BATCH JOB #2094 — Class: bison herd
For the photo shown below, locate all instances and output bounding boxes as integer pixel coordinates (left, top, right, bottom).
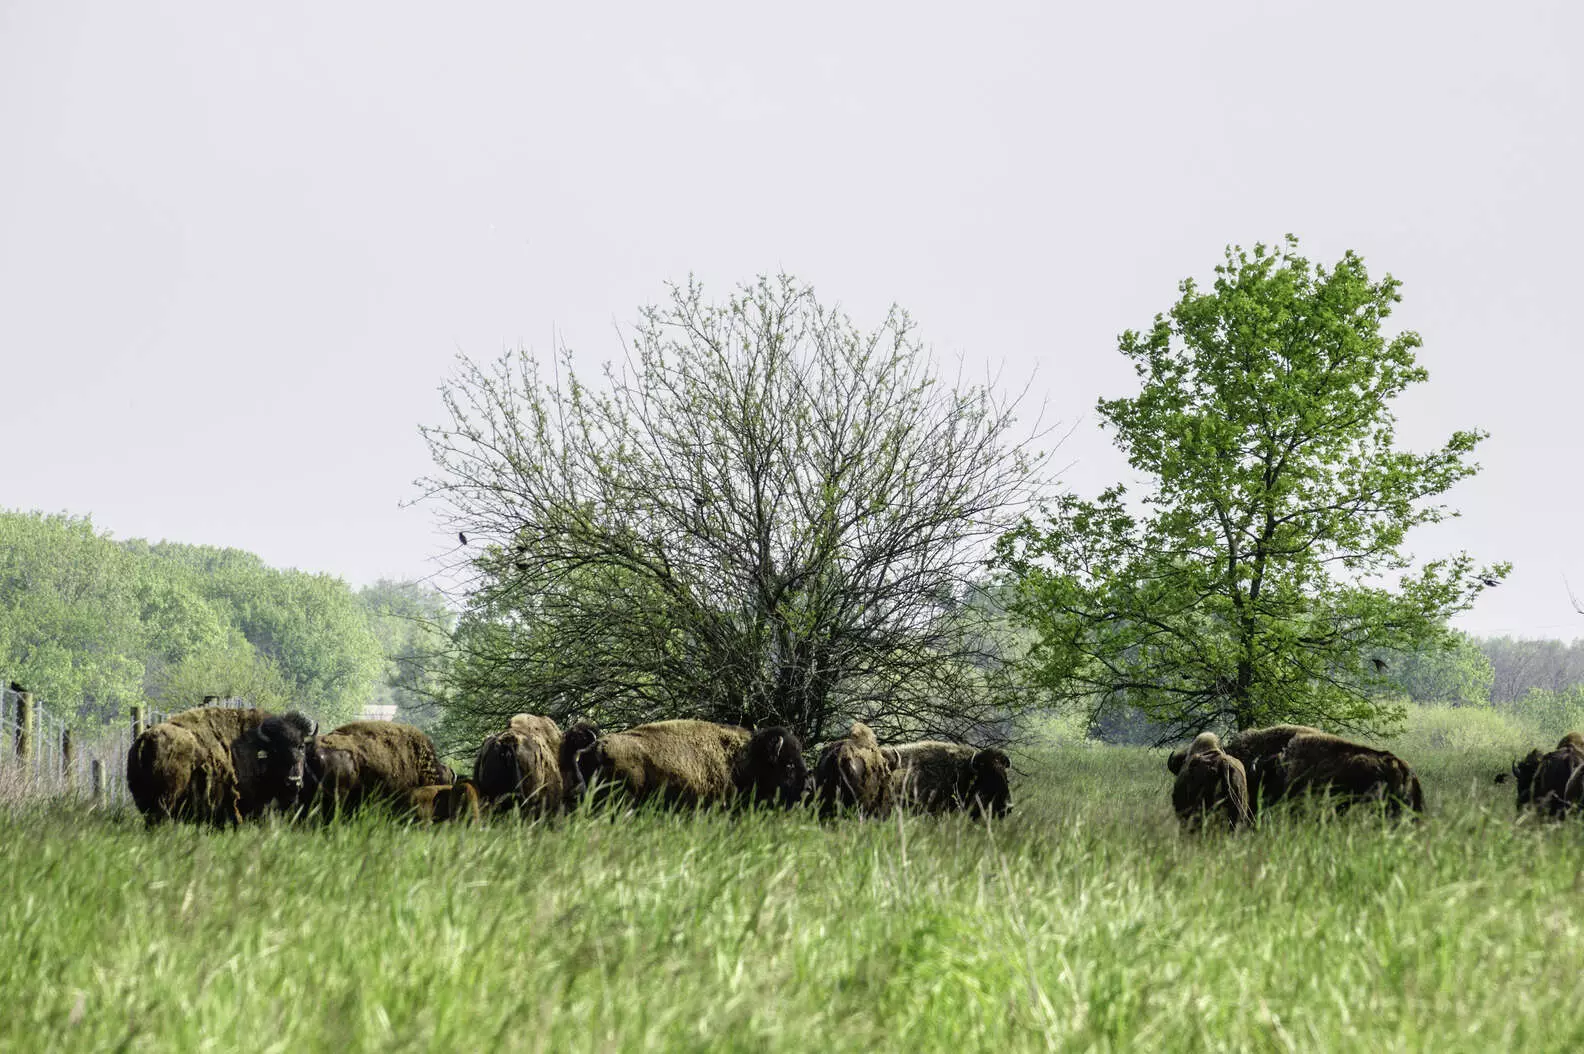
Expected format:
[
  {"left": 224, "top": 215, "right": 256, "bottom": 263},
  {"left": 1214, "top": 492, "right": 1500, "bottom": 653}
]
[
  {"left": 124, "top": 708, "right": 1012, "bottom": 828},
  {"left": 124, "top": 704, "right": 1579, "bottom": 833}
]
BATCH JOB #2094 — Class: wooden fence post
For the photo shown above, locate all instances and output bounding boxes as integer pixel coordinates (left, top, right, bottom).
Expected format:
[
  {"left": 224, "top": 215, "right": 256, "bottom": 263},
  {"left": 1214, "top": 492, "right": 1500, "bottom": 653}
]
[
  {"left": 90, "top": 759, "right": 104, "bottom": 803},
  {"left": 131, "top": 704, "right": 146, "bottom": 741},
  {"left": 14, "top": 691, "right": 33, "bottom": 765},
  {"left": 61, "top": 728, "right": 75, "bottom": 788}
]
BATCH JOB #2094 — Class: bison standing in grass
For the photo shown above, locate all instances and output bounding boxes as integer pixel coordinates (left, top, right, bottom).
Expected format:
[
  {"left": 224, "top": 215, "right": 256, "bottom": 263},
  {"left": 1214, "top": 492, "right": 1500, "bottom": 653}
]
[
  {"left": 305, "top": 721, "right": 453, "bottom": 816},
  {"left": 813, "top": 721, "right": 894, "bottom": 818},
  {"left": 1171, "top": 732, "right": 1251, "bottom": 832},
  {"left": 1168, "top": 724, "right": 1320, "bottom": 815},
  {"left": 1499, "top": 733, "right": 1584, "bottom": 818},
  {"left": 885, "top": 741, "right": 1011, "bottom": 818},
  {"left": 404, "top": 779, "right": 483, "bottom": 824},
  {"left": 561, "top": 719, "right": 806, "bottom": 810},
  {"left": 127, "top": 706, "right": 314, "bottom": 826},
  {"left": 1277, "top": 732, "right": 1425, "bottom": 817},
  {"left": 473, "top": 713, "right": 564, "bottom": 816}
]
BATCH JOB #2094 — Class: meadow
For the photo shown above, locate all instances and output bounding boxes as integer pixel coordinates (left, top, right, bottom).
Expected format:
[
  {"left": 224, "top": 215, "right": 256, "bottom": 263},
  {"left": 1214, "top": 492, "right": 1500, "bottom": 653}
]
[{"left": 5, "top": 712, "right": 1584, "bottom": 1053}]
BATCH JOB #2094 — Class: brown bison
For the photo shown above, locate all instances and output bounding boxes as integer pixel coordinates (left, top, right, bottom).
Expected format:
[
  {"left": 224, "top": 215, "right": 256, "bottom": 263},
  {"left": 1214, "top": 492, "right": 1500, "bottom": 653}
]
[
  {"left": 1277, "top": 732, "right": 1425, "bottom": 817},
  {"left": 1499, "top": 733, "right": 1584, "bottom": 817},
  {"left": 472, "top": 713, "right": 564, "bottom": 815},
  {"left": 884, "top": 741, "right": 1012, "bottom": 818},
  {"left": 288, "top": 720, "right": 453, "bottom": 817},
  {"left": 561, "top": 719, "right": 807, "bottom": 810},
  {"left": 1171, "top": 732, "right": 1251, "bottom": 832},
  {"left": 127, "top": 706, "right": 314, "bottom": 826},
  {"left": 1168, "top": 724, "right": 1320, "bottom": 813},
  {"left": 405, "top": 779, "right": 483, "bottom": 824},
  {"left": 813, "top": 721, "right": 894, "bottom": 818}
]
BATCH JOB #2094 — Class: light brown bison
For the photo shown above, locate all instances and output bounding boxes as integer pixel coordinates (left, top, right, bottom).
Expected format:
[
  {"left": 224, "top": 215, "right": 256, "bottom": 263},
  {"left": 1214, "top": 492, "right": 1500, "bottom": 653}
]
[
  {"left": 813, "top": 721, "right": 894, "bottom": 818},
  {"left": 1168, "top": 724, "right": 1320, "bottom": 813},
  {"left": 1278, "top": 732, "right": 1425, "bottom": 817},
  {"left": 300, "top": 720, "right": 453, "bottom": 816},
  {"left": 472, "top": 713, "right": 564, "bottom": 815},
  {"left": 1171, "top": 732, "right": 1251, "bottom": 832},
  {"left": 561, "top": 719, "right": 807, "bottom": 810},
  {"left": 127, "top": 707, "right": 313, "bottom": 826},
  {"left": 1499, "top": 733, "right": 1584, "bottom": 818},
  {"left": 884, "top": 741, "right": 1012, "bottom": 818},
  {"left": 405, "top": 779, "right": 483, "bottom": 824}
]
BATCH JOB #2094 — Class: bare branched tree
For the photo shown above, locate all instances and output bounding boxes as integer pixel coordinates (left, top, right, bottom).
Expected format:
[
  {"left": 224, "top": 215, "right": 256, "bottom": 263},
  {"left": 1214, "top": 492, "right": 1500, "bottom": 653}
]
[{"left": 417, "top": 274, "right": 1049, "bottom": 747}]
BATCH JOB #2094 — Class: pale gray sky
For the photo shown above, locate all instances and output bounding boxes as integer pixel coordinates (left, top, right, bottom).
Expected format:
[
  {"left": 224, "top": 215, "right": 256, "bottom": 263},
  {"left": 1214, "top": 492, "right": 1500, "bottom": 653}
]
[{"left": 2, "top": 2, "right": 1579, "bottom": 637}]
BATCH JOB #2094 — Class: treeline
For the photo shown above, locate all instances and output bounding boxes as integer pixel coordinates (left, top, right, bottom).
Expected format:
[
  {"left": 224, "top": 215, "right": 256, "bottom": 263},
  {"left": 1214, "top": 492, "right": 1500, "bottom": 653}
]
[{"left": 0, "top": 510, "right": 451, "bottom": 729}]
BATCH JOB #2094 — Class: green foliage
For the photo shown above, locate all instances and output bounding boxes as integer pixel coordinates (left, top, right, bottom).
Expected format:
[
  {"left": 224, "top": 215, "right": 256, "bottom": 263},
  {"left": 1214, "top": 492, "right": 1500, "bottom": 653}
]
[
  {"left": 0, "top": 511, "right": 387, "bottom": 727},
  {"left": 357, "top": 579, "right": 455, "bottom": 731},
  {"left": 996, "top": 238, "right": 1507, "bottom": 740},
  {"left": 7, "top": 742, "right": 1584, "bottom": 1052},
  {"left": 420, "top": 275, "right": 1044, "bottom": 746},
  {"left": 1375, "top": 630, "right": 1493, "bottom": 706}
]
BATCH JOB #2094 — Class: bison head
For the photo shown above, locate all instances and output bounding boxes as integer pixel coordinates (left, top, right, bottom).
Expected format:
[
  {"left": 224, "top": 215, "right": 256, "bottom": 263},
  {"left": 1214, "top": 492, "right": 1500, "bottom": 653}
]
[
  {"left": 235, "top": 712, "right": 317, "bottom": 813},
  {"left": 737, "top": 726, "right": 808, "bottom": 809},
  {"left": 558, "top": 720, "right": 602, "bottom": 802},
  {"left": 1506, "top": 749, "right": 1543, "bottom": 808},
  {"left": 967, "top": 748, "right": 1012, "bottom": 818}
]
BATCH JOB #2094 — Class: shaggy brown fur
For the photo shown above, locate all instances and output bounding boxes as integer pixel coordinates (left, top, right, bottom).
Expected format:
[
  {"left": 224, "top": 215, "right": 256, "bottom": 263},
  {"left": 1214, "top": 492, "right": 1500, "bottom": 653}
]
[
  {"left": 307, "top": 721, "right": 452, "bottom": 816},
  {"left": 405, "top": 779, "right": 482, "bottom": 824},
  {"left": 1278, "top": 732, "right": 1425, "bottom": 817},
  {"left": 472, "top": 713, "right": 564, "bottom": 816},
  {"left": 1171, "top": 732, "right": 1251, "bottom": 832},
  {"left": 814, "top": 722, "right": 894, "bottom": 817},
  {"left": 884, "top": 741, "right": 1012, "bottom": 818},
  {"left": 565, "top": 719, "right": 807, "bottom": 810},
  {"left": 127, "top": 706, "right": 271, "bottom": 826},
  {"left": 1167, "top": 725, "right": 1321, "bottom": 813},
  {"left": 1506, "top": 733, "right": 1584, "bottom": 818}
]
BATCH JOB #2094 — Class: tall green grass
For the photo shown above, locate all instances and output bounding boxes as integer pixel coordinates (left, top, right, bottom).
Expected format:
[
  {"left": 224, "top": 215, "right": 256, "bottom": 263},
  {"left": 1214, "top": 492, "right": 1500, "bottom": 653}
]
[{"left": 4, "top": 741, "right": 1583, "bottom": 1053}]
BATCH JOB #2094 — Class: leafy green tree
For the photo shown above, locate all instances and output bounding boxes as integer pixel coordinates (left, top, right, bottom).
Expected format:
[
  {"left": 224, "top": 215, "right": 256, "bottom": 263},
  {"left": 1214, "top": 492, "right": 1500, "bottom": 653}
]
[
  {"left": 1373, "top": 631, "right": 1493, "bottom": 706},
  {"left": 994, "top": 238, "right": 1507, "bottom": 739},
  {"left": 358, "top": 579, "right": 455, "bottom": 731},
  {"left": 419, "top": 275, "right": 1045, "bottom": 746}
]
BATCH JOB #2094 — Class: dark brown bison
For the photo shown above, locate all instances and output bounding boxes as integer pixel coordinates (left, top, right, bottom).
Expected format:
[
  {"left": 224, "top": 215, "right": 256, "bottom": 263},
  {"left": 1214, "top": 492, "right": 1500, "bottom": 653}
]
[
  {"left": 884, "top": 741, "right": 1012, "bottom": 818},
  {"left": 1168, "top": 724, "right": 1320, "bottom": 813},
  {"left": 1277, "top": 732, "right": 1425, "bottom": 817},
  {"left": 294, "top": 720, "right": 453, "bottom": 817},
  {"left": 472, "top": 713, "right": 563, "bottom": 815},
  {"left": 127, "top": 706, "right": 314, "bottom": 826},
  {"left": 561, "top": 719, "right": 807, "bottom": 810},
  {"left": 1499, "top": 733, "right": 1584, "bottom": 817},
  {"left": 813, "top": 721, "right": 894, "bottom": 818},
  {"left": 1171, "top": 732, "right": 1251, "bottom": 832},
  {"left": 405, "top": 779, "right": 482, "bottom": 824}
]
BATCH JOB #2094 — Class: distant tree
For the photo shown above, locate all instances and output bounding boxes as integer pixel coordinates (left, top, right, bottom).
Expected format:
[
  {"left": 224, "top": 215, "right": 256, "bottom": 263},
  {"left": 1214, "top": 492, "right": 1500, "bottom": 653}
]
[
  {"left": 419, "top": 275, "right": 1046, "bottom": 746},
  {"left": 994, "top": 238, "right": 1507, "bottom": 741},
  {"left": 1372, "top": 631, "right": 1493, "bottom": 706},
  {"left": 357, "top": 579, "right": 455, "bottom": 731}
]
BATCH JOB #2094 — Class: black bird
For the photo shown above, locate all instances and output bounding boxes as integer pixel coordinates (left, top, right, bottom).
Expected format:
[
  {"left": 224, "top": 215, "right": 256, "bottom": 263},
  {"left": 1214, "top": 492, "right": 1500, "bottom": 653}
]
[
  {"left": 1480, "top": 576, "right": 1500, "bottom": 588},
  {"left": 8, "top": 681, "right": 23, "bottom": 694},
  {"left": 458, "top": 531, "right": 468, "bottom": 546},
  {"left": 1371, "top": 657, "right": 1388, "bottom": 673},
  {"left": 514, "top": 560, "right": 530, "bottom": 571}
]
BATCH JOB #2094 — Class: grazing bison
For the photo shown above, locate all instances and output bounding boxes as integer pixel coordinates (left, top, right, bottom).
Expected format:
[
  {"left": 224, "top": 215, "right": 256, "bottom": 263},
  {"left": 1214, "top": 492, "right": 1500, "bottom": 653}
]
[
  {"left": 405, "top": 779, "right": 483, "bottom": 824},
  {"left": 472, "top": 713, "right": 564, "bottom": 815},
  {"left": 884, "top": 741, "right": 1012, "bottom": 818},
  {"left": 813, "top": 721, "right": 894, "bottom": 818},
  {"left": 1500, "top": 734, "right": 1584, "bottom": 817},
  {"left": 1278, "top": 732, "right": 1425, "bottom": 817},
  {"left": 1168, "top": 724, "right": 1320, "bottom": 813},
  {"left": 128, "top": 706, "right": 310, "bottom": 826},
  {"left": 562, "top": 719, "right": 807, "bottom": 810},
  {"left": 294, "top": 721, "right": 453, "bottom": 817},
  {"left": 1171, "top": 732, "right": 1251, "bottom": 832}
]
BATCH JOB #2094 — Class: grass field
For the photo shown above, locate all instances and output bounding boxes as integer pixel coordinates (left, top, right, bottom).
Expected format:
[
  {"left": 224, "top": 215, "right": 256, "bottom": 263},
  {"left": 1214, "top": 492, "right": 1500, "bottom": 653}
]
[{"left": 5, "top": 736, "right": 1584, "bottom": 1053}]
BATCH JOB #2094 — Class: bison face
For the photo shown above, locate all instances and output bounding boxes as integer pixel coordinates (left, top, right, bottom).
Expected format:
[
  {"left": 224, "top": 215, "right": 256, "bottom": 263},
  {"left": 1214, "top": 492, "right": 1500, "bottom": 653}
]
[
  {"left": 238, "top": 712, "right": 317, "bottom": 811},
  {"left": 740, "top": 727, "right": 808, "bottom": 809},
  {"left": 968, "top": 748, "right": 1012, "bottom": 818},
  {"left": 1510, "top": 749, "right": 1543, "bottom": 809}
]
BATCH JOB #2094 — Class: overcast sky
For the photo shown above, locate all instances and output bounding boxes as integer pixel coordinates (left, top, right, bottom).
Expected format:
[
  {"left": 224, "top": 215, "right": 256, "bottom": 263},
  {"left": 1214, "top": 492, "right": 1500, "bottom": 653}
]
[{"left": 2, "top": 2, "right": 1579, "bottom": 637}]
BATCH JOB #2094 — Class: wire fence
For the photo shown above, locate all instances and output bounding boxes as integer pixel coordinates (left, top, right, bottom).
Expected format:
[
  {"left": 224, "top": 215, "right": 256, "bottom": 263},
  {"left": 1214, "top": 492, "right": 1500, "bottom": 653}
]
[{"left": 0, "top": 683, "right": 253, "bottom": 805}]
